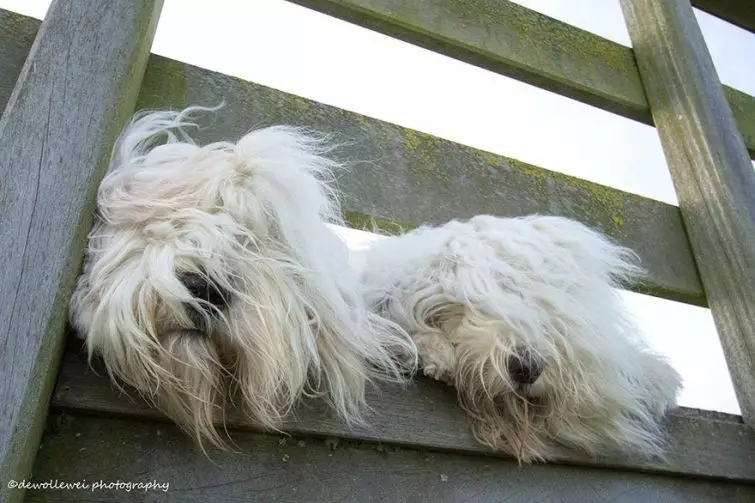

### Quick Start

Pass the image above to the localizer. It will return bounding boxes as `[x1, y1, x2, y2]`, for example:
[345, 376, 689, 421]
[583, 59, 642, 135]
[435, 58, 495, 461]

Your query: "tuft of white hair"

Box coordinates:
[360, 214, 682, 462]
[70, 106, 417, 449]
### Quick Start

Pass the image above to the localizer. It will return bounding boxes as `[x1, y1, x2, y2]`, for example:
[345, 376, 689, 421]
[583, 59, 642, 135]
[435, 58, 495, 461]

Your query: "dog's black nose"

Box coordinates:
[507, 347, 543, 385]
[180, 273, 227, 310]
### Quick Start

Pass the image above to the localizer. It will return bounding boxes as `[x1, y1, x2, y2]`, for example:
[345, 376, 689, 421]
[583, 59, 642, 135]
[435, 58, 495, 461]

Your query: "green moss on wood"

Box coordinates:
[286, 0, 754, 157]
[344, 211, 414, 235]
[137, 56, 189, 109]
[725, 87, 755, 157]
[132, 55, 706, 305]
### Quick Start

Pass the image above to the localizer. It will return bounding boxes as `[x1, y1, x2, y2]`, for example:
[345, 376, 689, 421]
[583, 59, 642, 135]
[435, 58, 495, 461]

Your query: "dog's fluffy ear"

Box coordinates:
[99, 106, 343, 239]
[96, 107, 208, 224]
[232, 125, 342, 224]
[226, 122, 418, 422]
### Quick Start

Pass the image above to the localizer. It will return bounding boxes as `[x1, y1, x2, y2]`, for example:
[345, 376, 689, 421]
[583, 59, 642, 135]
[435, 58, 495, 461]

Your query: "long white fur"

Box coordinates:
[360, 215, 682, 462]
[69, 106, 417, 449]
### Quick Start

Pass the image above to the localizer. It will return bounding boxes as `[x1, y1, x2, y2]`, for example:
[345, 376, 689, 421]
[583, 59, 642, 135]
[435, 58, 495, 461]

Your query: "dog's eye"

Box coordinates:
[179, 273, 228, 310]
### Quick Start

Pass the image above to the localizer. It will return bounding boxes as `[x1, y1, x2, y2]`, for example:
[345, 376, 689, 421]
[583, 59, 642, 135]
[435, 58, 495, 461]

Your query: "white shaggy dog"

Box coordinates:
[360, 215, 682, 462]
[69, 106, 416, 448]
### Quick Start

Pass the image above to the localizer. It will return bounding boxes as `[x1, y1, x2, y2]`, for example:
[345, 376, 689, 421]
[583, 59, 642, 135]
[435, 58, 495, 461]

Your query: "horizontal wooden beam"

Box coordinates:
[27, 413, 755, 502]
[51, 339, 755, 483]
[692, 0, 755, 33]
[284, 0, 755, 158]
[0, 2, 163, 502]
[136, 55, 706, 305]
[0, 8, 743, 307]
[1, 5, 752, 160]
[0, 10, 39, 112]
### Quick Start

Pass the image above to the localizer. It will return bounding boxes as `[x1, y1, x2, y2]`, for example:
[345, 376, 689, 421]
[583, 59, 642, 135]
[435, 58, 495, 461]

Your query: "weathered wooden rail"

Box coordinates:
[1, 1, 754, 501]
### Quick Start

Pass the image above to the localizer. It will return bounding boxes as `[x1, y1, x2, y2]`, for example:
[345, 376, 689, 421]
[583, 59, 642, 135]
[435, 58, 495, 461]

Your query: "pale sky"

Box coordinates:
[4, 0, 753, 414]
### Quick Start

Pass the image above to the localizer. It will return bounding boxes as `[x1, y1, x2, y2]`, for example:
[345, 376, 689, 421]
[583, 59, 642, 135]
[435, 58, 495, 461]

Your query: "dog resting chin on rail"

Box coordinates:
[69, 106, 416, 449]
[69, 105, 681, 463]
[359, 215, 682, 462]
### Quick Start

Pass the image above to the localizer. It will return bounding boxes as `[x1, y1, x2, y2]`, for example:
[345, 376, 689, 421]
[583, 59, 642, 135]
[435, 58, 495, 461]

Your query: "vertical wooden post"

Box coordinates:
[0, 1, 163, 501]
[620, 0, 755, 424]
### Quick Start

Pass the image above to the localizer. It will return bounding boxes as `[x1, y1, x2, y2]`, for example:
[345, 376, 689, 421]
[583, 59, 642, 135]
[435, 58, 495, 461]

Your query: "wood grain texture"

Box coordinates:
[24, 413, 755, 502]
[2, 4, 754, 156]
[0, 10, 39, 113]
[692, 0, 755, 33]
[50, 338, 755, 482]
[0, 8, 711, 304]
[0, 1, 163, 502]
[283, 0, 755, 157]
[137, 55, 706, 305]
[620, 0, 755, 426]
[725, 87, 755, 158]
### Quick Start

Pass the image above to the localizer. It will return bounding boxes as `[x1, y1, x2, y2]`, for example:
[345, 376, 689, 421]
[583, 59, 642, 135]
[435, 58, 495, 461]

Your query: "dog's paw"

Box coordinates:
[414, 333, 457, 385]
[423, 362, 455, 385]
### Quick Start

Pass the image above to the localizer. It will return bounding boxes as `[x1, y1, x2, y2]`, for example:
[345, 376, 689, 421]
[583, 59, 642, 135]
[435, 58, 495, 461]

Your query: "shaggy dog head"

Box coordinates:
[70, 106, 415, 448]
[361, 215, 682, 462]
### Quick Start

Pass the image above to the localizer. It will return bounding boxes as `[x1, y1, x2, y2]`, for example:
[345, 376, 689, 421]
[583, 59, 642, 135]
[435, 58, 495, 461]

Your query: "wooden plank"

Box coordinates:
[2, 5, 754, 157]
[0, 10, 39, 113]
[24, 414, 755, 503]
[0, 1, 164, 502]
[283, 0, 755, 157]
[725, 87, 755, 158]
[26, 415, 755, 503]
[50, 338, 755, 482]
[692, 0, 755, 33]
[620, 0, 755, 426]
[0, 10, 748, 306]
[136, 55, 706, 306]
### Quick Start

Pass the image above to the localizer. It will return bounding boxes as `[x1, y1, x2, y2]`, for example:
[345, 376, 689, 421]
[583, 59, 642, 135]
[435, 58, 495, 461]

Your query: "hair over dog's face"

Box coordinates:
[360, 215, 682, 462]
[70, 107, 413, 448]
